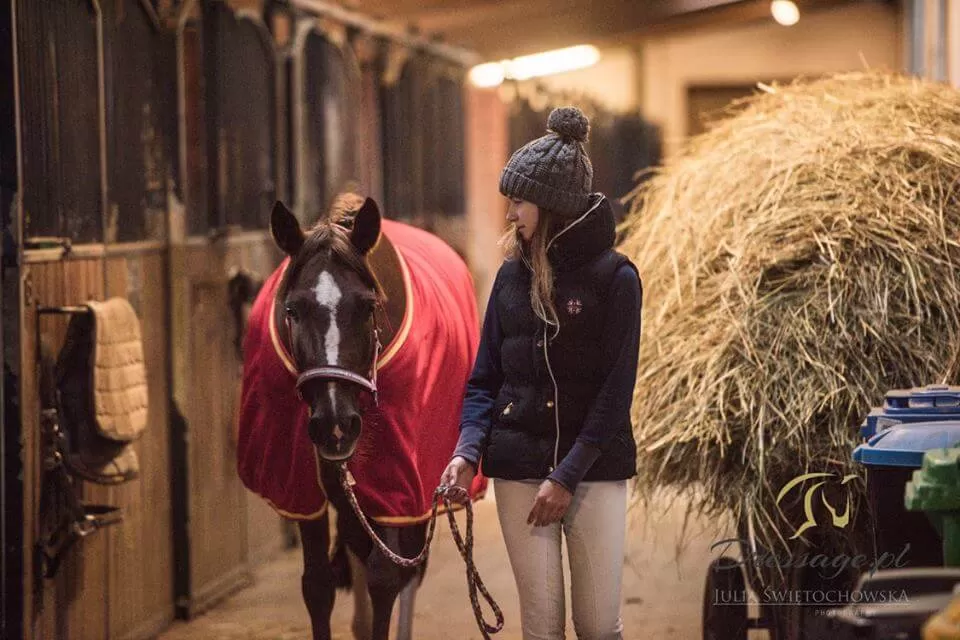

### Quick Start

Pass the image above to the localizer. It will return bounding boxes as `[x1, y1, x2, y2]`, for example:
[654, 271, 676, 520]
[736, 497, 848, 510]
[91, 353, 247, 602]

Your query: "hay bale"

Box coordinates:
[619, 71, 960, 557]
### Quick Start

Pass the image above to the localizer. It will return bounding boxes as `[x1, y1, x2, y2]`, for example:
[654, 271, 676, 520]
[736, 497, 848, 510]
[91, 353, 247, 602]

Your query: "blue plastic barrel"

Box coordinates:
[853, 420, 960, 568]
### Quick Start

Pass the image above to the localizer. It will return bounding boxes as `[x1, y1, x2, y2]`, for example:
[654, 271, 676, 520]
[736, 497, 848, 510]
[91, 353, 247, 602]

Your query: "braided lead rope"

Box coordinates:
[338, 464, 504, 637]
[339, 465, 439, 568]
[443, 483, 505, 638]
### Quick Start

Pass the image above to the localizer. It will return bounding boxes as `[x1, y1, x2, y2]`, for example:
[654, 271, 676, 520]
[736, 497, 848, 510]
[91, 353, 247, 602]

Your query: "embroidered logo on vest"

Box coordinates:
[565, 298, 583, 316]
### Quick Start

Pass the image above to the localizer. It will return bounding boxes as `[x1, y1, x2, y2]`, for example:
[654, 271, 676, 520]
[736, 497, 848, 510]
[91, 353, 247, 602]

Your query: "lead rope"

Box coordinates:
[338, 464, 504, 638]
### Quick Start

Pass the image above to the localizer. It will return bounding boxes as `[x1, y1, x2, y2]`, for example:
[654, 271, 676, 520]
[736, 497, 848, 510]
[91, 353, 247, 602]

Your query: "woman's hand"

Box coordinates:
[527, 480, 573, 526]
[440, 456, 476, 505]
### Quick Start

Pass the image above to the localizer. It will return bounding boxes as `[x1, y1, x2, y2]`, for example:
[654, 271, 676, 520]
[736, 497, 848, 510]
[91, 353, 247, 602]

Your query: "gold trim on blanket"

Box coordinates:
[376, 247, 414, 370]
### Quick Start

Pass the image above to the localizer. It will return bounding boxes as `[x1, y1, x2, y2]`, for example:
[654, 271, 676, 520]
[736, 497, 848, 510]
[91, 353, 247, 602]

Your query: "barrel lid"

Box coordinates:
[884, 385, 960, 412]
[853, 421, 960, 468]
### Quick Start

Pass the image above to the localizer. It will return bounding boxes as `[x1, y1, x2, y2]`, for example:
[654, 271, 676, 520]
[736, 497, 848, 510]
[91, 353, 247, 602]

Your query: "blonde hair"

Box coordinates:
[499, 209, 566, 336]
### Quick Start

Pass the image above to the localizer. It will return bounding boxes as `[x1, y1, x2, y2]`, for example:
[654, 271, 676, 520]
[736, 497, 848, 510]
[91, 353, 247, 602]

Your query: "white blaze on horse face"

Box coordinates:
[313, 271, 342, 365]
[328, 381, 338, 430]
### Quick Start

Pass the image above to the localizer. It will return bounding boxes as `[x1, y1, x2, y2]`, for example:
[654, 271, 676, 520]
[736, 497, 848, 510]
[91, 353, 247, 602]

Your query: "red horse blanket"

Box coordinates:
[237, 220, 486, 523]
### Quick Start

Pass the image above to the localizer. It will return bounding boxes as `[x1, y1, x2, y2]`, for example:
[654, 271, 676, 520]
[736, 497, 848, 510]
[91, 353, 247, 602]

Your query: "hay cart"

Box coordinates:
[704, 386, 960, 640]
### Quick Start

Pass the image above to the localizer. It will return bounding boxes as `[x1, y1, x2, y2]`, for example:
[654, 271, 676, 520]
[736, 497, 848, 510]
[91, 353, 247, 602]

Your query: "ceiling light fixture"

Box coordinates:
[468, 45, 601, 88]
[771, 0, 800, 26]
[468, 62, 506, 88]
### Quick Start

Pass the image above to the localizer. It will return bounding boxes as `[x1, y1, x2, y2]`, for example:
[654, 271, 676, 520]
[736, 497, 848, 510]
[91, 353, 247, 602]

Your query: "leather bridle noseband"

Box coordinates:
[284, 308, 382, 407]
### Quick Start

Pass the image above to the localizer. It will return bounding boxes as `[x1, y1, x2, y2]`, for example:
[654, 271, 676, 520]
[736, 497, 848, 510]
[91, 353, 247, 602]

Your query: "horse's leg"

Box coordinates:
[395, 575, 418, 640]
[298, 514, 336, 640]
[347, 547, 373, 640]
[396, 533, 428, 640]
[366, 536, 402, 640]
[323, 462, 427, 640]
[365, 524, 427, 640]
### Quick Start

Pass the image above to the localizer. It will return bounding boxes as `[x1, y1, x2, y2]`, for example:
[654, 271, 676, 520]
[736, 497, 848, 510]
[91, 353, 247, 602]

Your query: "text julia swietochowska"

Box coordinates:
[712, 586, 909, 606]
[710, 538, 911, 580]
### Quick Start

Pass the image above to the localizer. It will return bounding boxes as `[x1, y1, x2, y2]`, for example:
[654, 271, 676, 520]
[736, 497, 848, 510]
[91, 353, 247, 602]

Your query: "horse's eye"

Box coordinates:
[284, 304, 298, 321]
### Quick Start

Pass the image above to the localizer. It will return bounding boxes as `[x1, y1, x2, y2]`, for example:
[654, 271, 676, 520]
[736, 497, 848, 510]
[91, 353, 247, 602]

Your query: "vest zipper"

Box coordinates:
[535, 200, 602, 472]
[545, 195, 603, 252]
[542, 324, 561, 470]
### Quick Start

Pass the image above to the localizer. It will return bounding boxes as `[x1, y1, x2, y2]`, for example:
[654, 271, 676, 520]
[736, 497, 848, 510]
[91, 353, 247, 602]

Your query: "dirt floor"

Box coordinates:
[158, 487, 734, 640]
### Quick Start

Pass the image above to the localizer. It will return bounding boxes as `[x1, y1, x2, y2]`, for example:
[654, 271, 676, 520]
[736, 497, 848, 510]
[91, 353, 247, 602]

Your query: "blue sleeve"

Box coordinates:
[452, 269, 505, 467]
[548, 264, 642, 493]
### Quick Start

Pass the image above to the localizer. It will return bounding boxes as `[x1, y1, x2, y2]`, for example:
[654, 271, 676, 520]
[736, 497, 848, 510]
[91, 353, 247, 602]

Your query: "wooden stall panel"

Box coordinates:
[103, 257, 141, 640]
[66, 262, 112, 640]
[24, 252, 171, 640]
[134, 252, 175, 638]
[233, 241, 288, 567]
[171, 235, 286, 617]
[105, 252, 173, 640]
[188, 259, 248, 601]
[24, 259, 109, 640]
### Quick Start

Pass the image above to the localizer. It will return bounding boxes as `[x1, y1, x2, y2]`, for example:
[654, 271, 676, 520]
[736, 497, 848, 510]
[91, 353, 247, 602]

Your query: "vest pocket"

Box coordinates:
[494, 389, 531, 426]
[482, 427, 554, 479]
[493, 393, 516, 424]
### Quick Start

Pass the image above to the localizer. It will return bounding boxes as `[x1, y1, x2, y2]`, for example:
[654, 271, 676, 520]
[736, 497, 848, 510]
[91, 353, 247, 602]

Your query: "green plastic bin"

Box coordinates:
[905, 447, 960, 567]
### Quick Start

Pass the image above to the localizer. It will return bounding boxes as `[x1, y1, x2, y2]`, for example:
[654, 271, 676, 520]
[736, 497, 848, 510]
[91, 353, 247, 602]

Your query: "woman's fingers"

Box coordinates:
[447, 484, 469, 504]
[527, 498, 560, 526]
[439, 459, 475, 505]
[441, 468, 458, 489]
[533, 498, 568, 526]
[440, 458, 468, 488]
[542, 503, 560, 526]
[527, 498, 542, 525]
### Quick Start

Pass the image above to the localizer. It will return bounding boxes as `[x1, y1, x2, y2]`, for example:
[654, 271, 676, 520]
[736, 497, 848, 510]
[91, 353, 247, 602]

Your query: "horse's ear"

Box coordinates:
[350, 197, 381, 255]
[271, 201, 305, 256]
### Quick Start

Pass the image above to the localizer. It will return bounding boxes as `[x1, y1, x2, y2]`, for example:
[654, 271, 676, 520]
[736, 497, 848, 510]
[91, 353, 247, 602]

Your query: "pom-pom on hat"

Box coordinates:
[499, 106, 593, 217]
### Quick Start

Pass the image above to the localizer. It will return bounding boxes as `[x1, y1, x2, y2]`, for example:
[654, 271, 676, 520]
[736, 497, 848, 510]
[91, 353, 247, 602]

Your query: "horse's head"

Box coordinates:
[270, 196, 382, 462]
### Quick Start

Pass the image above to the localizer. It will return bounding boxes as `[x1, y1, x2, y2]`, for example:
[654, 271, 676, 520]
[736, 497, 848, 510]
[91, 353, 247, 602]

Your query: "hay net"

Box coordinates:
[619, 70, 960, 560]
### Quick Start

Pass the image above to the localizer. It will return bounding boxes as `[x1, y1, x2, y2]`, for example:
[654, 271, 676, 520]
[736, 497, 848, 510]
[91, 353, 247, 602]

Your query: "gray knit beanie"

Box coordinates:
[499, 106, 593, 217]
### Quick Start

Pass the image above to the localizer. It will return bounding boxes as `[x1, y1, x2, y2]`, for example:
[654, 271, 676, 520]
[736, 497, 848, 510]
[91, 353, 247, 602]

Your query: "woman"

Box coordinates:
[441, 106, 642, 640]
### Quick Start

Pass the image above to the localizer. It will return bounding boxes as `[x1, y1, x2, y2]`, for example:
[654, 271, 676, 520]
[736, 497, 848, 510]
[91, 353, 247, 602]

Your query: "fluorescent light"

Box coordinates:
[505, 45, 601, 81]
[771, 0, 800, 26]
[467, 45, 601, 88]
[469, 62, 506, 88]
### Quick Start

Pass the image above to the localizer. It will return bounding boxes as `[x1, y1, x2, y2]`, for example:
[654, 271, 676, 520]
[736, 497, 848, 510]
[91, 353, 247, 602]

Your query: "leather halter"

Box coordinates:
[284, 309, 382, 406]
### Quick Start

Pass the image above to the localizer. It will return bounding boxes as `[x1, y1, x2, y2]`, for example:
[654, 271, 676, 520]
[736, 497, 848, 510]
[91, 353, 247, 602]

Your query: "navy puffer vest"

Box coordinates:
[480, 195, 638, 482]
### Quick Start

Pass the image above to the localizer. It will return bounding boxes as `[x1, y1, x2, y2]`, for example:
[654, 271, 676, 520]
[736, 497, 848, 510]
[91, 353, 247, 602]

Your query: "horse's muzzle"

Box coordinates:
[309, 413, 361, 461]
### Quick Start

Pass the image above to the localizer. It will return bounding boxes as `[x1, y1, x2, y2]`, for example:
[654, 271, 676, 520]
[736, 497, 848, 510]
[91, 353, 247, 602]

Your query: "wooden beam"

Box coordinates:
[414, 0, 760, 58]
[411, 0, 698, 58]
[413, 0, 862, 59]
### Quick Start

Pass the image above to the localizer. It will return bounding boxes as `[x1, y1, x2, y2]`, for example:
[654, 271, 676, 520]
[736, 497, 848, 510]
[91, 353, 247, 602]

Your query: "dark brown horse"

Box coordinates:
[235, 194, 482, 640]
